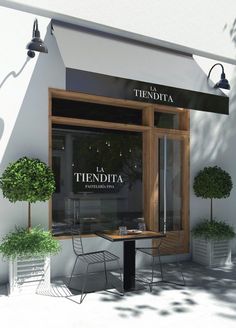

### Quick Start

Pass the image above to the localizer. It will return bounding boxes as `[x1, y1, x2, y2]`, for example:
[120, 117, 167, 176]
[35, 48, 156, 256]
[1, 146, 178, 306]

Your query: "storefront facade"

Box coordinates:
[0, 3, 235, 283]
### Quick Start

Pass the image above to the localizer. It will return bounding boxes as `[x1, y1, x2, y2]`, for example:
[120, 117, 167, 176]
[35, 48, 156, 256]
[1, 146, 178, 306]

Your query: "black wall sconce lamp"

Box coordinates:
[207, 63, 230, 90]
[26, 19, 48, 58]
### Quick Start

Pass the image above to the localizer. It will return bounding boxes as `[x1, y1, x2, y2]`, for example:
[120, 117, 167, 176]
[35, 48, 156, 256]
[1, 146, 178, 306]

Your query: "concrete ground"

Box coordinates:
[1, 260, 236, 328]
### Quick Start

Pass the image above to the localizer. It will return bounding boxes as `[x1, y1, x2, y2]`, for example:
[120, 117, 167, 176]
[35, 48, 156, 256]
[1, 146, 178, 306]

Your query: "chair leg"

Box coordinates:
[149, 249, 164, 292]
[80, 263, 90, 304]
[159, 255, 185, 287]
[158, 251, 164, 281]
[176, 259, 185, 286]
[149, 255, 155, 292]
[68, 257, 79, 288]
[117, 259, 124, 295]
[103, 256, 108, 289]
[161, 254, 185, 286]
[151, 256, 155, 283]
[102, 259, 124, 297]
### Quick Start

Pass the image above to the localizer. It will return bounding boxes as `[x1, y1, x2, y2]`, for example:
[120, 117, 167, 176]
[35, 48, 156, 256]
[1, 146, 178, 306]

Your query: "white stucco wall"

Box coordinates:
[0, 4, 236, 284]
[1, 0, 236, 62]
[190, 56, 236, 251]
[0, 7, 65, 282]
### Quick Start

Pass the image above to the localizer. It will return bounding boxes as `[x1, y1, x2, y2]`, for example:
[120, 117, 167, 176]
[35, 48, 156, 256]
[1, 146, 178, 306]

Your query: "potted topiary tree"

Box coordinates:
[0, 157, 61, 295]
[192, 165, 234, 266]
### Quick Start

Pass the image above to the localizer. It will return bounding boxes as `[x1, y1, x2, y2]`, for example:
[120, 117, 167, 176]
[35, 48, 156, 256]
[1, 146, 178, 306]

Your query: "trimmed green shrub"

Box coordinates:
[192, 219, 235, 240]
[193, 166, 232, 199]
[193, 166, 233, 222]
[0, 227, 61, 259]
[0, 157, 56, 229]
[0, 156, 55, 202]
[0, 157, 60, 259]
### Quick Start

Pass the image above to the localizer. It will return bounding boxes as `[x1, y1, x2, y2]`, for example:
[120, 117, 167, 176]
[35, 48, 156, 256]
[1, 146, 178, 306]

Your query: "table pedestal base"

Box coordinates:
[123, 240, 135, 291]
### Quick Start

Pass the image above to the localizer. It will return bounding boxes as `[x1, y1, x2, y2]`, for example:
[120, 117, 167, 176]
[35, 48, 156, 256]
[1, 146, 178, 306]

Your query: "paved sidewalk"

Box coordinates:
[1, 260, 236, 328]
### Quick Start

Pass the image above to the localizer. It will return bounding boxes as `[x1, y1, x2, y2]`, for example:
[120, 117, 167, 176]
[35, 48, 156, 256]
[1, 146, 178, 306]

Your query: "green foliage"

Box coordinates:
[0, 158, 59, 259]
[0, 227, 61, 260]
[192, 219, 235, 240]
[0, 157, 55, 203]
[193, 166, 233, 199]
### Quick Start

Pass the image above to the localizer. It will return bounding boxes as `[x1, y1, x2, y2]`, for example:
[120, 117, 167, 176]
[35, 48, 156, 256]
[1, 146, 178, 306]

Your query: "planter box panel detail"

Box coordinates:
[9, 257, 50, 295]
[192, 238, 231, 267]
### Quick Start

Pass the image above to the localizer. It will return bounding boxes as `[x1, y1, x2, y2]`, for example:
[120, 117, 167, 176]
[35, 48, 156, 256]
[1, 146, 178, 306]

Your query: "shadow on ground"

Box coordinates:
[95, 259, 236, 318]
[1, 259, 236, 319]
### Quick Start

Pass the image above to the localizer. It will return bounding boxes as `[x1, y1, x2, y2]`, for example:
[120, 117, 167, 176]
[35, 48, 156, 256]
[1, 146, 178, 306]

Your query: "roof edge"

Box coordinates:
[1, 0, 236, 65]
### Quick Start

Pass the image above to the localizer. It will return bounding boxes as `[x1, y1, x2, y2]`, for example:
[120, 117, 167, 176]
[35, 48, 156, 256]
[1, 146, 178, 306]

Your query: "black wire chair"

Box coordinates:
[68, 228, 123, 303]
[136, 231, 185, 290]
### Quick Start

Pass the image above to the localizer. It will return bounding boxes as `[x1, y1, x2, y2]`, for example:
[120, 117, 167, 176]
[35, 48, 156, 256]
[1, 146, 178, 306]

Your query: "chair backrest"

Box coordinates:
[71, 227, 84, 256]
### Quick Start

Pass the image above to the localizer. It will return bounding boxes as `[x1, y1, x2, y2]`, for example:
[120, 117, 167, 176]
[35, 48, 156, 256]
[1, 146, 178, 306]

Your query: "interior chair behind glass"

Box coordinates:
[68, 227, 123, 303]
[136, 230, 185, 290]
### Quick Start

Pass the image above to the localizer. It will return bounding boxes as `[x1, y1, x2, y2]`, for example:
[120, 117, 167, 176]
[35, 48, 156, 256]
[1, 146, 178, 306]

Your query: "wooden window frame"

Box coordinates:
[48, 88, 190, 253]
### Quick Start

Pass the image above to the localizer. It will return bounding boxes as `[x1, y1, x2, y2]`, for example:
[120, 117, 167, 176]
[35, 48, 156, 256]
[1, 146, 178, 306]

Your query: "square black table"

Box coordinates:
[95, 230, 165, 291]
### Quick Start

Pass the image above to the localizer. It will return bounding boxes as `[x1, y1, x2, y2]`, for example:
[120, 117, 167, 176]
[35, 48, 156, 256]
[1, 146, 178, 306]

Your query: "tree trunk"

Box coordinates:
[28, 202, 31, 231]
[210, 198, 213, 223]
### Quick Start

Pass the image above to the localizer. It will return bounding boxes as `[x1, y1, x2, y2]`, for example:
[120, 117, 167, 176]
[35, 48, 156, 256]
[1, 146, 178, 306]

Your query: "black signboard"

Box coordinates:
[66, 68, 229, 115]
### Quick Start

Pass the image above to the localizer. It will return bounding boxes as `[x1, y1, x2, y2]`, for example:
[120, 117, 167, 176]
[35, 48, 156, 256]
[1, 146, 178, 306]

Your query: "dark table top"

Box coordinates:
[95, 230, 166, 242]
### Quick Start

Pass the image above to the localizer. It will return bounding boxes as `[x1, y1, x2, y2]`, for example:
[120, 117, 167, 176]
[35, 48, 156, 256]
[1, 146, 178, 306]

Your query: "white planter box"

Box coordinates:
[9, 256, 50, 295]
[192, 238, 231, 267]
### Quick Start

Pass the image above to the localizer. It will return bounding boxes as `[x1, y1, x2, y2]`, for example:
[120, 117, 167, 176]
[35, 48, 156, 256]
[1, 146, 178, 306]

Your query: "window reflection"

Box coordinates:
[158, 138, 182, 231]
[154, 112, 179, 129]
[52, 125, 143, 235]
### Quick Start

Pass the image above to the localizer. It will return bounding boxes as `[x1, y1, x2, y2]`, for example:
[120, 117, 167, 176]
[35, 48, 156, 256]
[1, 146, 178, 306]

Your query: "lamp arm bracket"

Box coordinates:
[207, 63, 224, 79]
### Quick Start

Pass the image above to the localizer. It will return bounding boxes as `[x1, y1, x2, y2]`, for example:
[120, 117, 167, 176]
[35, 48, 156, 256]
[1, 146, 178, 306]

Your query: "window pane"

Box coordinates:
[52, 125, 143, 235]
[52, 98, 142, 125]
[154, 112, 179, 129]
[158, 138, 182, 231]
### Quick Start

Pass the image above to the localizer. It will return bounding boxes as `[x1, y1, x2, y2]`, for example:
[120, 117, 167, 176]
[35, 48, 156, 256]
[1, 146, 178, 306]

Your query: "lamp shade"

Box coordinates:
[26, 19, 48, 58]
[214, 73, 230, 90]
[208, 63, 230, 90]
[26, 37, 48, 54]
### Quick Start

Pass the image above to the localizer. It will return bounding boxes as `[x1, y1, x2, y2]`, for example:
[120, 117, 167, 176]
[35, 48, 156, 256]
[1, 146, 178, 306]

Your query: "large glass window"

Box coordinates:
[50, 91, 189, 252]
[52, 125, 143, 236]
